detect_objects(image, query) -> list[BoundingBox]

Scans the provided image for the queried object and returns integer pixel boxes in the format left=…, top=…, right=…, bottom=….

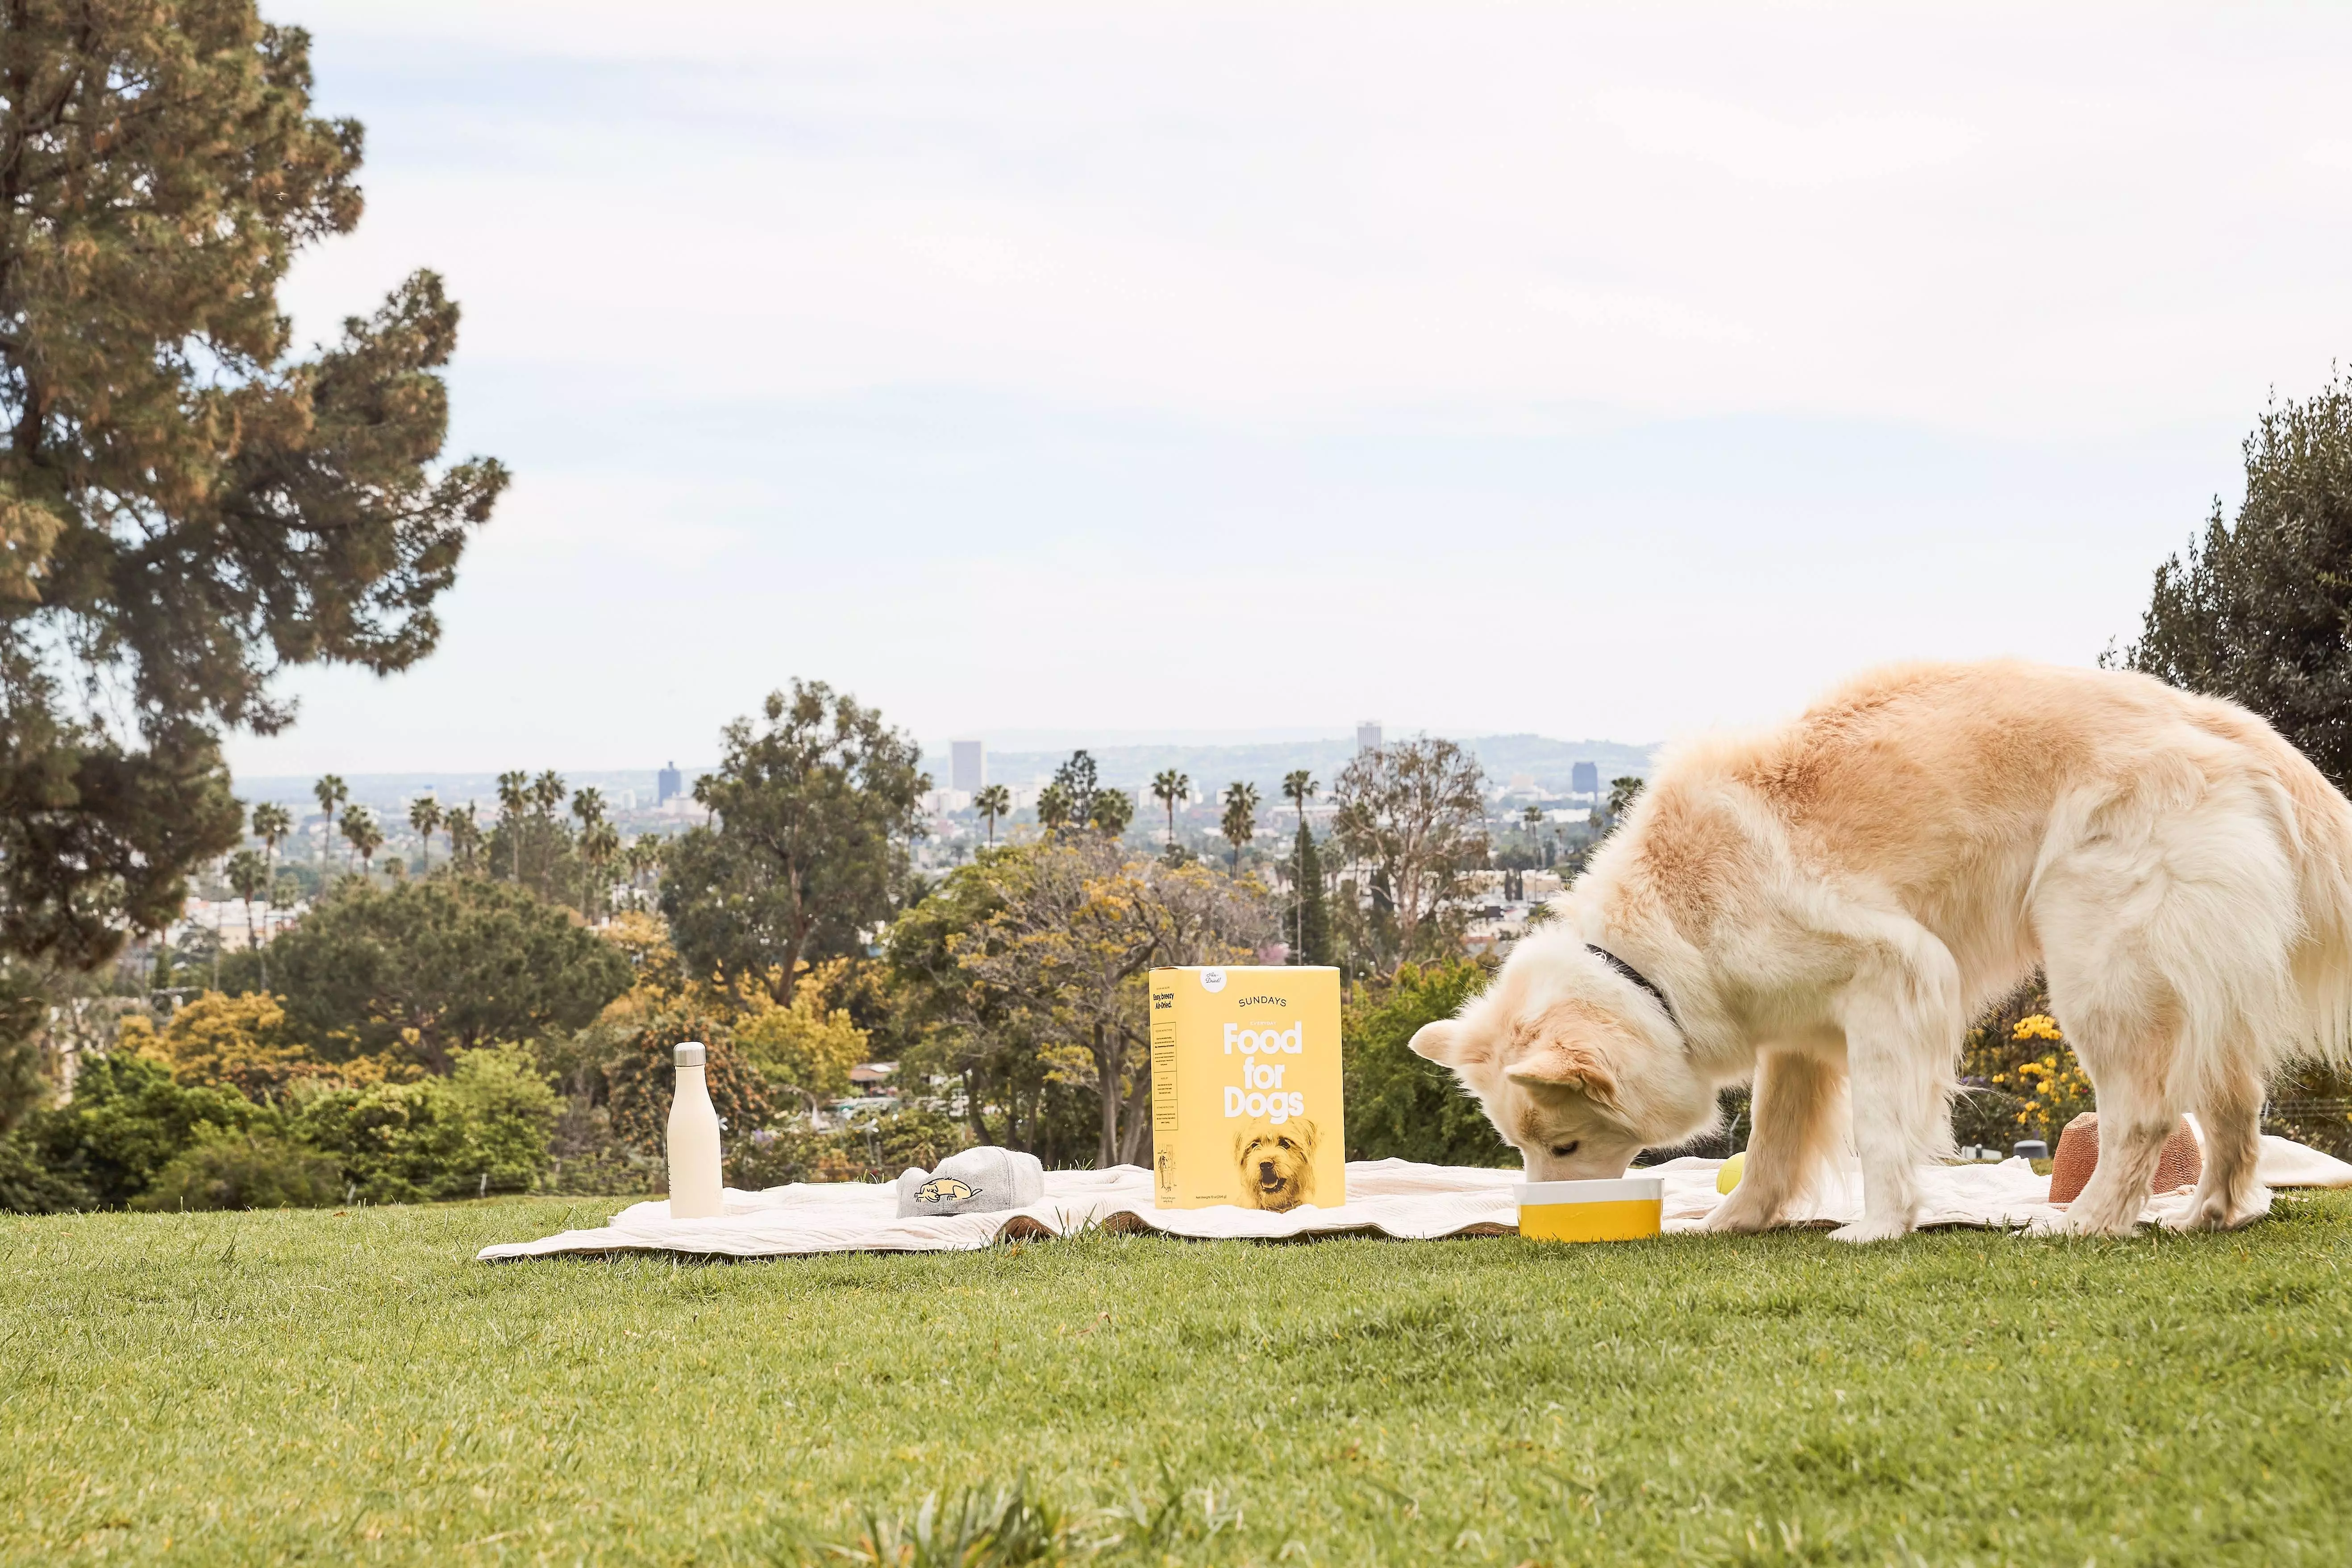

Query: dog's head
left=1408, top=928, right=1715, bottom=1181
left=1234, top=1119, right=1318, bottom=1210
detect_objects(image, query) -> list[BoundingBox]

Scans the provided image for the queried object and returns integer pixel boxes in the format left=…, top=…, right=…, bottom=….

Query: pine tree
left=0, top=7, right=506, bottom=970
left=2122, top=371, right=2352, bottom=793
left=1291, top=821, right=1333, bottom=965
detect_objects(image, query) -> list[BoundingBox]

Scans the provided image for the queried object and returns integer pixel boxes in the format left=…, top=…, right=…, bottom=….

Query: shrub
left=1340, top=959, right=1514, bottom=1166
left=293, top=1046, right=560, bottom=1203
left=0, top=1131, right=94, bottom=1213
left=131, top=1131, right=341, bottom=1211
left=25, top=1052, right=258, bottom=1207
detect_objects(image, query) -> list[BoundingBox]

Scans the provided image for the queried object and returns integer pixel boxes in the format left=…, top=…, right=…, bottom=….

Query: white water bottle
left=667, top=1041, right=724, bottom=1219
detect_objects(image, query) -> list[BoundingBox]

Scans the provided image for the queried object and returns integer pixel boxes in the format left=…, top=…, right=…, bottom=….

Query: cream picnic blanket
left=477, top=1136, right=2352, bottom=1260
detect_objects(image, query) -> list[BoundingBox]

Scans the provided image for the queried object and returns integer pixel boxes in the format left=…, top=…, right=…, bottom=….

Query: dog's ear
left=1293, top=1119, right=1317, bottom=1157
left=1408, top=1019, right=1476, bottom=1065
left=1505, top=1040, right=1619, bottom=1107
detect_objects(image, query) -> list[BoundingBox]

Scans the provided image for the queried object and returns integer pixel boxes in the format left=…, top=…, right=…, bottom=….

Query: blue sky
left=233, top=1, right=2352, bottom=774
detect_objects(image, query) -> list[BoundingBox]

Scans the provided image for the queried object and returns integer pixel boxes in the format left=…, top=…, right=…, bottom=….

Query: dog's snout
left=1259, top=1161, right=1277, bottom=1182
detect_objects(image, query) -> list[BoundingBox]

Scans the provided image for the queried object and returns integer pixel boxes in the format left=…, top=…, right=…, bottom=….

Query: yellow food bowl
left=1515, top=1176, right=1664, bottom=1243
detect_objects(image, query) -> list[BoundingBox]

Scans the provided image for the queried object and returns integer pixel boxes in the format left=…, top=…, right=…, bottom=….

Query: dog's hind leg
left=2172, top=1068, right=2270, bottom=1231
left=1707, top=1048, right=1844, bottom=1233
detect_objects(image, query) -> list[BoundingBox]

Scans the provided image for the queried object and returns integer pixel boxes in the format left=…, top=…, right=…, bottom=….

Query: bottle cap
left=674, top=1041, right=706, bottom=1066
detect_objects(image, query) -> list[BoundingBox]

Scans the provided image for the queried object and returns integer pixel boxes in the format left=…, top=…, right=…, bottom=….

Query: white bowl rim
left=1515, top=1176, right=1665, bottom=1205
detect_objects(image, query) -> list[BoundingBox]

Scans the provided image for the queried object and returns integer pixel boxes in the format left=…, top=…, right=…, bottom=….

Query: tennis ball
left=1716, top=1150, right=1745, bottom=1195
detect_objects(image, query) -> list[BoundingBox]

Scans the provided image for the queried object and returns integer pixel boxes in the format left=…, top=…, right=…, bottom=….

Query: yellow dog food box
left=1149, top=965, right=1344, bottom=1212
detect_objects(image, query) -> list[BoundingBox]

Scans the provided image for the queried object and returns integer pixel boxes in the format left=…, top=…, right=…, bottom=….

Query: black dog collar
left=1587, top=945, right=1681, bottom=1032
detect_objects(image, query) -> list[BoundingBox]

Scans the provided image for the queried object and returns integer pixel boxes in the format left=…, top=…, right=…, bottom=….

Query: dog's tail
left=2262, top=724, right=2352, bottom=1069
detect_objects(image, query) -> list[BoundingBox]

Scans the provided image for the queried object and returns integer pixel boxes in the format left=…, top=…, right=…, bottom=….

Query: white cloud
left=1592, top=87, right=1980, bottom=187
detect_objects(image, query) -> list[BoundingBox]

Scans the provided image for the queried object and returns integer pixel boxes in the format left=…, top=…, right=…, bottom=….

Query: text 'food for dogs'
left=1149, top=965, right=1344, bottom=1212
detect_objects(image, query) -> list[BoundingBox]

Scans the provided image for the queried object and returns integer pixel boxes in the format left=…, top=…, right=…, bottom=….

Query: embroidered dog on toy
left=1409, top=661, right=2352, bottom=1242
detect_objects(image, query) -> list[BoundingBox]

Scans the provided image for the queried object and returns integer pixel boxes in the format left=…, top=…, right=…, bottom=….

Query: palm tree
left=622, top=833, right=663, bottom=907
left=341, top=805, right=383, bottom=878
left=313, top=774, right=347, bottom=873
left=248, top=801, right=292, bottom=973
left=227, top=849, right=267, bottom=979
left=1220, top=781, right=1260, bottom=872
left=571, top=786, right=606, bottom=829
left=581, top=819, right=620, bottom=922
left=409, top=796, right=444, bottom=873
left=1151, top=769, right=1190, bottom=847
left=449, top=804, right=483, bottom=872
left=495, top=771, right=529, bottom=880
left=973, top=783, right=1012, bottom=845
left=1036, top=782, right=1073, bottom=833
left=1091, top=787, right=1134, bottom=836
left=532, top=769, right=567, bottom=817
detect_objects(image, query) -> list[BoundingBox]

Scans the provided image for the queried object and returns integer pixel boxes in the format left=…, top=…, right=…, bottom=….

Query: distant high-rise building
left=657, top=760, right=683, bottom=806
left=1571, top=761, right=1599, bottom=800
left=1357, top=720, right=1382, bottom=754
left=951, top=739, right=986, bottom=793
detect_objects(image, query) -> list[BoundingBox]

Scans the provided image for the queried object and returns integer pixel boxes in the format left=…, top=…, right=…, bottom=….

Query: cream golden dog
left=1235, top=1119, right=1319, bottom=1211
left=1410, top=661, right=2352, bottom=1241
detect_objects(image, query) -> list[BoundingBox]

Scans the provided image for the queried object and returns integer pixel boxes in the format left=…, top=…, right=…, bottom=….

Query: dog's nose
left=1259, top=1161, right=1277, bottom=1181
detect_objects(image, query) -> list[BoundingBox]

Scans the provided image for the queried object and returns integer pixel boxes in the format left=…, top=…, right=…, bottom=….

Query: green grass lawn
left=5, top=1194, right=2351, bottom=1567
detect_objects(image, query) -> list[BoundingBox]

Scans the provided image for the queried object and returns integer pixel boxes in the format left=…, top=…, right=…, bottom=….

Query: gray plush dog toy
left=894, top=1146, right=1045, bottom=1218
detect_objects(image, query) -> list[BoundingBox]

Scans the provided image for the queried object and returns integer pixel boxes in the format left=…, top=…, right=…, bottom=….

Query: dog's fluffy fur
left=1410, top=661, right=2352, bottom=1241
left=1236, top=1119, right=1319, bottom=1211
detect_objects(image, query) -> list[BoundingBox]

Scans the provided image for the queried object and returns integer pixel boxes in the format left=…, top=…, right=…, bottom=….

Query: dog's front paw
left=1705, top=1192, right=1779, bottom=1234
left=1827, top=1216, right=1912, bottom=1244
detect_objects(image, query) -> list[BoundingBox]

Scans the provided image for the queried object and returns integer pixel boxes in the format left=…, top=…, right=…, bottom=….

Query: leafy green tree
left=230, top=877, right=631, bottom=1072
left=1220, top=781, right=1259, bottom=871
left=0, top=8, right=502, bottom=975
left=942, top=834, right=1269, bottom=1166
left=1341, top=959, right=1513, bottom=1166
left=2120, top=372, right=2352, bottom=792
left=408, top=796, right=443, bottom=872
left=660, top=681, right=927, bottom=1004
left=115, top=988, right=325, bottom=1101
left=973, top=783, right=1011, bottom=845
left=1151, top=769, right=1190, bottom=846
left=1332, top=737, right=1488, bottom=969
